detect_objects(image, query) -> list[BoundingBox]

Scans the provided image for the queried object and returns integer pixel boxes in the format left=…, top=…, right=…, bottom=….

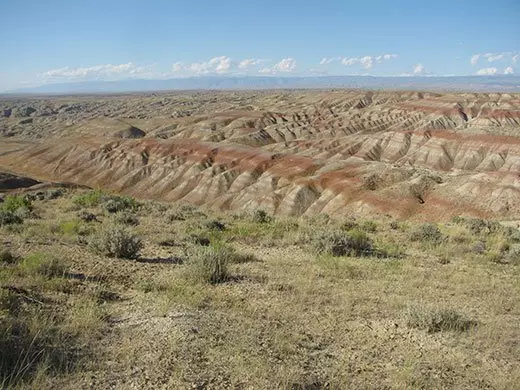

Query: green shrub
left=252, top=209, right=272, bottom=224
left=405, top=305, right=476, bottom=333
left=341, top=219, right=358, bottom=231
left=205, top=219, right=226, bottom=231
left=77, top=210, right=97, bottom=222
left=89, top=225, right=143, bottom=259
left=20, top=253, right=67, bottom=277
left=0, top=247, right=17, bottom=264
left=186, top=245, right=231, bottom=284
left=0, top=195, right=32, bottom=213
left=410, top=223, right=443, bottom=243
left=103, top=196, right=139, bottom=214
left=0, top=210, right=23, bottom=226
left=72, top=189, right=105, bottom=207
left=58, top=220, right=92, bottom=236
left=73, top=190, right=139, bottom=213
left=312, top=229, right=373, bottom=257
left=113, top=211, right=139, bottom=226
left=359, top=220, right=378, bottom=233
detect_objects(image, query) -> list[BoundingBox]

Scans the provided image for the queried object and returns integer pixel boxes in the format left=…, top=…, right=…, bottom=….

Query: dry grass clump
left=113, top=211, right=139, bottom=226
left=19, top=252, right=68, bottom=278
left=312, top=229, right=373, bottom=257
left=405, top=305, right=477, bottom=333
left=185, top=245, right=231, bottom=284
left=185, top=244, right=258, bottom=284
left=410, top=223, right=443, bottom=243
left=72, top=190, right=140, bottom=214
left=0, top=247, right=17, bottom=264
left=89, top=225, right=143, bottom=259
left=0, top=250, right=105, bottom=387
left=251, top=209, right=273, bottom=224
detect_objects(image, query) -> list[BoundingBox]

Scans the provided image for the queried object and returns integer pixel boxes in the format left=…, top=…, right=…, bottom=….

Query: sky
left=0, top=0, right=519, bottom=91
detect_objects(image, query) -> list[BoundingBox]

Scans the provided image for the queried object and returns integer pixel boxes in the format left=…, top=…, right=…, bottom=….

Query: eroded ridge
left=1, top=90, right=519, bottom=220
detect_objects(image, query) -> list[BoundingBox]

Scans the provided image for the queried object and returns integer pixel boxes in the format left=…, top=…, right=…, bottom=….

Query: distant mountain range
left=5, top=75, right=520, bottom=94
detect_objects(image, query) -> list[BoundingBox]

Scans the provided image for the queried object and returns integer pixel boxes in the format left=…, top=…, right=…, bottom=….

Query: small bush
left=45, top=188, right=64, bottom=200
left=89, top=225, right=143, bottom=259
left=58, top=220, right=92, bottom=236
left=472, top=240, right=486, bottom=254
left=341, top=219, right=358, bottom=231
left=359, top=220, right=378, bottom=233
left=410, top=223, right=443, bottom=243
left=389, top=221, right=399, bottom=230
left=0, top=195, right=32, bottom=213
left=252, top=209, right=272, bottom=224
left=77, top=210, right=97, bottom=222
left=20, top=253, right=67, bottom=277
left=0, top=247, right=17, bottom=264
left=504, top=245, right=520, bottom=265
left=205, top=219, right=226, bottom=231
left=103, top=196, right=139, bottom=214
left=186, top=246, right=231, bottom=284
left=73, top=190, right=139, bottom=213
left=0, top=210, right=23, bottom=226
left=405, top=305, right=476, bottom=333
left=312, top=229, right=373, bottom=257
left=113, top=211, right=139, bottom=226
left=72, top=189, right=105, bottom=207
left=190, top=234, right=210, bottom=246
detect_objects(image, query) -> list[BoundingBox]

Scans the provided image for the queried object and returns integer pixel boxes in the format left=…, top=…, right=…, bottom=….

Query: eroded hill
left=1, top=90, right=520, bottom=220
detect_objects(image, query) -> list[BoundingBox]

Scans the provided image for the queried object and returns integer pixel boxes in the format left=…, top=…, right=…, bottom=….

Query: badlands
left=1, top=90, right=520, bottom=389
left=2, top=90, right=520, bottom=221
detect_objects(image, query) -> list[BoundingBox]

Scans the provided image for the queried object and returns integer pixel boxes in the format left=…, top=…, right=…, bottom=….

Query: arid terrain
left=2, top=90, right=520, bottom=221
left=1, top=90, right=520, bottom=389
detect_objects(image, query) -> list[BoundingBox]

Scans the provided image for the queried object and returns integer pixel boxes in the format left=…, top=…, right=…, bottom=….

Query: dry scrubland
left=1, top=188, right=519, bottom=389
left=1, top=90, right=520, bottom=389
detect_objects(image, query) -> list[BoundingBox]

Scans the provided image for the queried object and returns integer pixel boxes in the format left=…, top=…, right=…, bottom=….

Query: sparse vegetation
left=0, top=187, right=519, bottom=388
left=20, top=252, right=67, bottom=277
left=405, top=305, right=477, bottom=333
left=312, top=228, right=373, bottom=256
left=0, top=195, right=32, bottom=213
left=185, top=245, right=231, bottom=284
left=73, top=190, right=139, bottom=213
left=0, top=210, right=23, bottom=226
left=252, top=209, right=272, bottom=224
left=410, top=223, right=443, bottom=243
left=113, top=211, right=139, bottom=226
left=89, top=225, right=143, bottom=259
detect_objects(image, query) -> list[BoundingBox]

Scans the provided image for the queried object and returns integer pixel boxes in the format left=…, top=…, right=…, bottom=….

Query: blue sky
left=0, top=0, right=519, bottom=90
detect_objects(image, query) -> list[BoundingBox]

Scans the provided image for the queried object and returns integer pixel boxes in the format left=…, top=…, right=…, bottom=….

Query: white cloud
left=319, top=57, right=335, bottom=65
left=486, top=54, right=504, bottom=62
left=341, top=57, right=358, bottom=66
left=260, top=58, right=297, bottom=74
left=238, top=58, right=262, bottom=69
left=472, top=51, right=518, bottom=65
left=413, top=63, right=425, bottom=74
left=360, top=56, right=373, bottom=69
left=212, top=56, right=232, bottom=73
left=273, top=58, right=296, bottom=72
left=41, top=63, right=153, bottom=80
left=170, top=56, right=234, bottom=75
left=171, top=62, right=184, bottom=72
left=383, top=53, right=398, bottom=61
left=470, top=54, right=480, bottom=65
left=476, top=67, right=498, bottom=75
left=504, top=66, right=514, bottom=75
left=341, top=53, right=397, bottom=68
